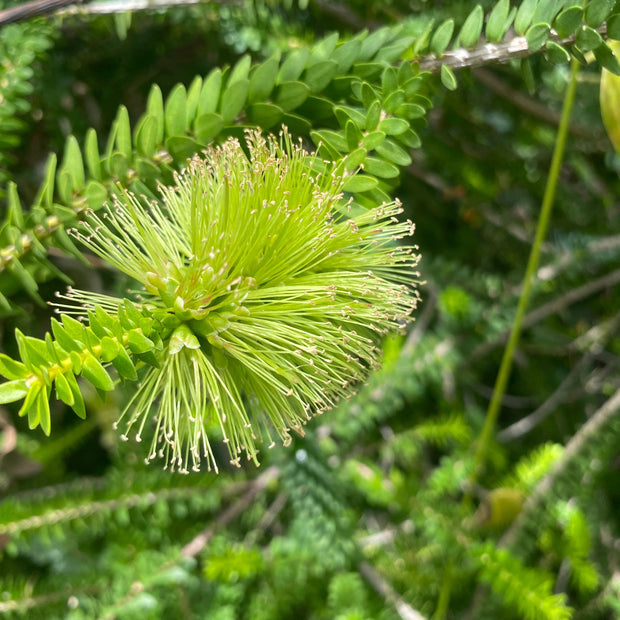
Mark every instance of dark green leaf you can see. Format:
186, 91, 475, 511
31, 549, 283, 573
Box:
332, 38, 362, 73
608, 14, 620, 40
585, 0, 615, 28
545, 40, 571, 64
576, 25, 603, 52
345, 120, 363, 151
526, 23, 551, 51
554, 6, 583, 38
595, 41, 620, 75
533, 0, 563, 24
304, 60, 338, 93
365, 101, 381, 131
166, 136, 200, 163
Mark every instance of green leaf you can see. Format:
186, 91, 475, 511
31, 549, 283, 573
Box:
135, 114, 158, 157
585, 0, 615, 28
364, 157, 400, 179
305, 60, 339, 93
345, 119, 363, 151
375, 138, 412, 166
545, 40, 571, 64
65, 370, 86, 419
554, 6, 583, 37
441, 64, 458, 91
220, 79, 249, 124
34, 153, 56, 208
378, 117, 409, 136
81, 352, 114, 391
166, 136, 200, 163
165, 84, 188, 137
197, 68, 222, 116
84, 128, 102, 181
396, 128, 421, 149
248, 53, 280, 103
276, 81, 311, 112
383, 89, 405, 114
36, 388, 51, 436
576, 25, 603, 52
533, 0, 563, 24
431, 19, 454, 56
608, 14, 620, 40
362, 130, 386, 150
486, 0, 511, 42
365, 101, 381, 131
228, 54, 251, 85
342, 174, 379, 193
359, 27, 392, 61
375, 36, 415, 63
60, 315, 86, 344
310, 130, 348, 153
114, 105, 132, 161
195, 112, 225, 144
7, 181, 24, 228
85, 181, 108, 210
127, 329, 155, 354
111, 345, 137, 381
514, 0, 538, 35
0, 379, 29, 404
100, 336, 120, 362
308, 32, 339, 65
0, 353, 30, 380
332, 37, 362, 73
344, 147, 367, 171
18, 382, 41, 419
595, 41, 620, 77
60, 135, 85, 193
54, 371, 74, 407
186, 75, 202, 127
246, 103, 284, 129
277, 48, 310, 83
457, 5, 483, 48
146, 84, 165, 144
526, 23, 551, 51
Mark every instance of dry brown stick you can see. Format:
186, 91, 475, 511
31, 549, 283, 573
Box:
181, 465, 279, 557
0, 0, 85, 27
471, 266, 620, 361
359, 561, 428, 620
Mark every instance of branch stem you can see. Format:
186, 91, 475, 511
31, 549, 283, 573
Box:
471, 58, 580, 482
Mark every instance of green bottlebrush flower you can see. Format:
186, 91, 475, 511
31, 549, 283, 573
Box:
65, 130, 420, 473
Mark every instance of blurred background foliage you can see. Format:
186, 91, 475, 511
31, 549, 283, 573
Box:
1, 0, 620, 618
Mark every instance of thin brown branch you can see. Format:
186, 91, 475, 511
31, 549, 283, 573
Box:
181, 465, 279, 557
471, 266, 620, 361
0, 0, 85, 27
359, 561, 428, 620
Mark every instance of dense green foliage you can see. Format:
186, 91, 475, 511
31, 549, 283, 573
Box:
1, 0, 620, 618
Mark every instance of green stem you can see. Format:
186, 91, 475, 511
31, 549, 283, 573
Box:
472, 58, 580, 481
